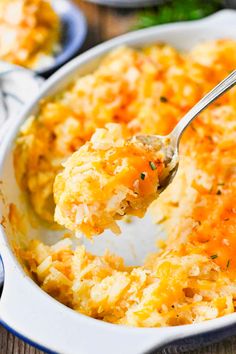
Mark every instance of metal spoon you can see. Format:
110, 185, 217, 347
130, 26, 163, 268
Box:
131, 69, 236, 192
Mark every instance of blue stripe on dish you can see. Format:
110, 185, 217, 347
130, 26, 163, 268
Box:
0, 255, 3, 293
85, 0, 161, 8
37, 0, 87, 77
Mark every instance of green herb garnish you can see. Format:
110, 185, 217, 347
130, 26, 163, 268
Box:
227, 259, 231, 268
160, 96, 168, 103
210, 254, 218, 259
135, 0, 222, 30
149, 161, 157, 170
140, 172, 146, 180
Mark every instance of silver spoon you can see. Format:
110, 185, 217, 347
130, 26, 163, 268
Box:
131, 69, 236, 192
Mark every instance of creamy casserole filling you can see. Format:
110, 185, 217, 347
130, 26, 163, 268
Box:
15, 39, 236, 326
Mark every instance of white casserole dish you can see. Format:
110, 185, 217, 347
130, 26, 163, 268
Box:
1, 10, 236, 354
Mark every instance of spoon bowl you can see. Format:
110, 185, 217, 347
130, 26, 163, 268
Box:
132, 69, 236, 194
130, 133, 179, 192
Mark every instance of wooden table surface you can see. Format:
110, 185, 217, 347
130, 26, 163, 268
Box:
1, 1, 236, 353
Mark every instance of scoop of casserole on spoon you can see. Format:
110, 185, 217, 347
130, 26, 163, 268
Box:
54, 70, 236, 237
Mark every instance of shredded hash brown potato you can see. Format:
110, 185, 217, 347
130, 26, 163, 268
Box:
0, 0, 60, 69
15, 39, 236, 326
21, 238, 236, 326
54, 123, 165, 237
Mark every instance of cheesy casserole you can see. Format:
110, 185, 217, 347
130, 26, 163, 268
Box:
15, 39, 236, 327
0, 0, 60, 69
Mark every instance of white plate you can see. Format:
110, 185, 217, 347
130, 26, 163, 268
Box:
0, 10, 236, 354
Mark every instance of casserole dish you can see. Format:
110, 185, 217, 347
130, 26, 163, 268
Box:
1, 10, 236, 354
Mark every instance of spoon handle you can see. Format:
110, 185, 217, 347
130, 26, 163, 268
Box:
171, 69, 236, 146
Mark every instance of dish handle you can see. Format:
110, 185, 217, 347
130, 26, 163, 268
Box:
0, 66, 43, 291
205, 9, 236, 24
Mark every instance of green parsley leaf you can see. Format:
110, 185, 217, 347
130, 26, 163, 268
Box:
210, 254, 218, 259
160, 96, 168, 103
140, 172, 146, 180
135, 0, 222, 30
149, 161, 157, 170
